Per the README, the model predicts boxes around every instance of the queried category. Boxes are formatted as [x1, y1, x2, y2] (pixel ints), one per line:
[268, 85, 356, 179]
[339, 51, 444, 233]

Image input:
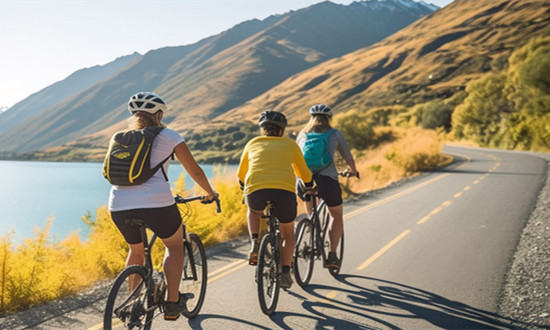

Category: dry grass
[340, 127, 452, 197]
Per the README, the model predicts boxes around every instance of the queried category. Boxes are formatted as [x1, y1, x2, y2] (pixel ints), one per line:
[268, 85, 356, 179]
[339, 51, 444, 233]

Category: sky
[0, 0, 454, 109]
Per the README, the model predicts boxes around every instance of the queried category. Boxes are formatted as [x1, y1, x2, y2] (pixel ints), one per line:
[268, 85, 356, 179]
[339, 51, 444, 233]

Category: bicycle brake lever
[215, 198, 222, 213]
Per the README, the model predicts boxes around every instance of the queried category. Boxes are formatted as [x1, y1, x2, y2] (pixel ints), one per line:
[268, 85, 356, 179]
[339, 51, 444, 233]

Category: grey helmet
[309, 104, 333, 118]
[128, 92, 167, 114]
[258, 110, 287, 129]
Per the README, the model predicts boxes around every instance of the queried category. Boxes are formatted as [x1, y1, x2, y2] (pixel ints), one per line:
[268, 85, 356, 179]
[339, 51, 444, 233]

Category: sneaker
[280, 272, 293, 289]
[326, 252, 340, 270]
[249, 239, 259, 266]
[164, 294, 187, 321]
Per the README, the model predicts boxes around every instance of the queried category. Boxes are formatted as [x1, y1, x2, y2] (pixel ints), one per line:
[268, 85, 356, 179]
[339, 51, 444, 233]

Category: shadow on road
[268, 274, 546, 329]
[188, 313, 273, 329]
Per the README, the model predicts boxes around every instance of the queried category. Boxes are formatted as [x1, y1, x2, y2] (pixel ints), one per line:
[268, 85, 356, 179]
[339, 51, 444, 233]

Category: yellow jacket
[237, 136, 312, 195]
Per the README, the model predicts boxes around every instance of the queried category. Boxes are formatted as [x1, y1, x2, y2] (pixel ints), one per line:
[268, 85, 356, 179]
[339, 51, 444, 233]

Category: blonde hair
[131, 111, 165, 130]
[303, 115, 332, 133]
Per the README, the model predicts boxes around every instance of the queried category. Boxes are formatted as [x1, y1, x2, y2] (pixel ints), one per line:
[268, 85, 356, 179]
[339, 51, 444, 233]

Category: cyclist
[107, 92, 218, 321]
[237, 110, 314, 289]
[296, 104, 358, 270]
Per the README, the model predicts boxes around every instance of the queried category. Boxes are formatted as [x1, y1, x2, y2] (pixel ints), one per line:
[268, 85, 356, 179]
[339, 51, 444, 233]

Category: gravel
[497, 152, 550, 329]
[1, 151, 550, 329]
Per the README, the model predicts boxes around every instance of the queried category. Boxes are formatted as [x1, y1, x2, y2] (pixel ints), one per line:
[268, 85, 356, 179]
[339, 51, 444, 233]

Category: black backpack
[103, 126, 171, 186]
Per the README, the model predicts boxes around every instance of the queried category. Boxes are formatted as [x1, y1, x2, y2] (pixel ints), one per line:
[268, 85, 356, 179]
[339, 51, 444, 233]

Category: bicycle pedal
[182, 293, 195, 300]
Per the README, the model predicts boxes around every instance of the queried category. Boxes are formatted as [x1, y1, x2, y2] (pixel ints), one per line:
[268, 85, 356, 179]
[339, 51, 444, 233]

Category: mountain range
[1, 0, 549, 163]
[0, 0, 435, 158]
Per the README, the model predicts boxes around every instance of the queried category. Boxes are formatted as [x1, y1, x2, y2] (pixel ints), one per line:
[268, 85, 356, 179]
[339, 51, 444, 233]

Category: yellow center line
[454, 191, 463, 198]
[344, 173, 449, 220]
[345, 152, 471, 221]
[88, 324, 103, 330]
[318, 290, 339, 304]
[208, 260, 248, 283]
[357, 230, 411, 270]
[209, 259, 246, 277]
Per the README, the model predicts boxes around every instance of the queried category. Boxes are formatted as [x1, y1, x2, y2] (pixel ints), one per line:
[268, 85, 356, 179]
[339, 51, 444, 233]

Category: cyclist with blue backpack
[296, 104, 358, 270]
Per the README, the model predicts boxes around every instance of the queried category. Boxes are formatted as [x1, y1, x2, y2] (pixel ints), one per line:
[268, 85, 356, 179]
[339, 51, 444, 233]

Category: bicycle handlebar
[174, 195, 222, 213]
[339, 170, 360, 179]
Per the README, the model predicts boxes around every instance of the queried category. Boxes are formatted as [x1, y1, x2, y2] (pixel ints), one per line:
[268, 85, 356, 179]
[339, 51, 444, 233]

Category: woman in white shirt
[107, 92, 218, 321]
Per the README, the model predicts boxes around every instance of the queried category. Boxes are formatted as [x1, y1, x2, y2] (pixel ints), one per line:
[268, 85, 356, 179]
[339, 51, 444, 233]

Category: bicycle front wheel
[104, 265, 155, 330]
[294, 218, 314, 287]
[181, 232, 207, 319]
[256, 235, 280, 315]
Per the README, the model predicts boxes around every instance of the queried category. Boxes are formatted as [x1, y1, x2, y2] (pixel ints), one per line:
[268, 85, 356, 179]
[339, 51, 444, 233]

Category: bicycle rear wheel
[181, 233, 207, 319]
[104, 265, 155, 330]
[256, 235, 280, 315]
[294, 218, 314, 287]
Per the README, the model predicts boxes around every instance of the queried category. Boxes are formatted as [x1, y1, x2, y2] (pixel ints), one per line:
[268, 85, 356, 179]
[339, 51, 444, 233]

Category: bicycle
[293, 171, 359, 287]
[256, 201, 283, 315]
[103, 195, 221, 329]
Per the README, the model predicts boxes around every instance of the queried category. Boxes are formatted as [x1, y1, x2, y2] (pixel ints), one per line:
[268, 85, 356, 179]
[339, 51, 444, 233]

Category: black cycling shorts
[313, 174, 343, 207]
[110, 204, 182, 245]
[245, 189, 297, 223]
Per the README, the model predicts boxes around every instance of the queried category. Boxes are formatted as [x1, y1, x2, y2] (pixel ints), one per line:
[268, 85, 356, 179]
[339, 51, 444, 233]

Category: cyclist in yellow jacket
[237, 110, 313, 289]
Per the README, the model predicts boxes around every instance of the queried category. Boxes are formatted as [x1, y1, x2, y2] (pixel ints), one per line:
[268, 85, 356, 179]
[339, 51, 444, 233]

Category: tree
[335, 110, 375, 150]
[414, 101, 453, 131]
[452, 72, 512, 145]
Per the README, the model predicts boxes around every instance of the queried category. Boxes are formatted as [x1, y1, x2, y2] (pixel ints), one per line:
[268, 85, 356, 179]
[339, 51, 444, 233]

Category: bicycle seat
[125, 218, 146, 227]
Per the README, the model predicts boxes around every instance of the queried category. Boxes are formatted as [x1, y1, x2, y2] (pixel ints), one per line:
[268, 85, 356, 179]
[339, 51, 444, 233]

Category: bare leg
[279, 221, 295, 267]
[248, 208, 263, 238]
[127, 243, 145, 266]
[327, 204, 344, 253]
[127, 243, 145, 292]
[160, 225, 184, 303]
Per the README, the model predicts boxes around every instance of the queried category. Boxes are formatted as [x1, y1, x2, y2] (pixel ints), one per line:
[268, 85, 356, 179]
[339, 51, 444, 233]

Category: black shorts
[110, 204, 182, 245]
[313, 174, 343, 207]
[245, 189, 297, 223]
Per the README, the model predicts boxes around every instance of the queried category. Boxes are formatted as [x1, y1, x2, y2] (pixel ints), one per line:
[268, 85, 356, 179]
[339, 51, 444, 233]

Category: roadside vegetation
[452, 36, 550, 152]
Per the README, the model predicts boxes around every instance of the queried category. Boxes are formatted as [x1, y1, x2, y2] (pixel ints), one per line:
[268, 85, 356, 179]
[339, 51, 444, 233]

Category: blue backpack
[301, 129, 334, 171]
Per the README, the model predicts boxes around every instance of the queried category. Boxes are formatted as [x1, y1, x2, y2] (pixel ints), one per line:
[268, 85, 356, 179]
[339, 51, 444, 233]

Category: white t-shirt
[108, 128, 185, 212]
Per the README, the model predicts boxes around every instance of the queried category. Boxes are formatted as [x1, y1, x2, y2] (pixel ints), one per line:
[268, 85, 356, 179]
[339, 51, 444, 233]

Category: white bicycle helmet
[128, 92, 167, 114]
[309, 104, 333, 118]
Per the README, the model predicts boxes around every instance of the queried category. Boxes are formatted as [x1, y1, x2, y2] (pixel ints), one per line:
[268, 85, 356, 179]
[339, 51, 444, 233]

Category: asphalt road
[7, 145, 548, 329]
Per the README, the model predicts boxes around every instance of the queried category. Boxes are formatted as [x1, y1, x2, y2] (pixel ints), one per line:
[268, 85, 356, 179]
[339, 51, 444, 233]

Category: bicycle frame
[304, 194, 331, 265]
[262, 201, 281, 269]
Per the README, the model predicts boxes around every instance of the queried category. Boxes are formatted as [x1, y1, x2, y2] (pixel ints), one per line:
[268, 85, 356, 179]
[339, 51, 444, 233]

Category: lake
[0, 161, 236, 244]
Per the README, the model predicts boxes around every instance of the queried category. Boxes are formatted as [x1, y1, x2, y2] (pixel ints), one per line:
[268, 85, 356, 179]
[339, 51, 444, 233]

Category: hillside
[0, 52, 140, 136]
[178, 0, 550, 162]
[0, 0, 434, 157]
[217, 0, 550, 125]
